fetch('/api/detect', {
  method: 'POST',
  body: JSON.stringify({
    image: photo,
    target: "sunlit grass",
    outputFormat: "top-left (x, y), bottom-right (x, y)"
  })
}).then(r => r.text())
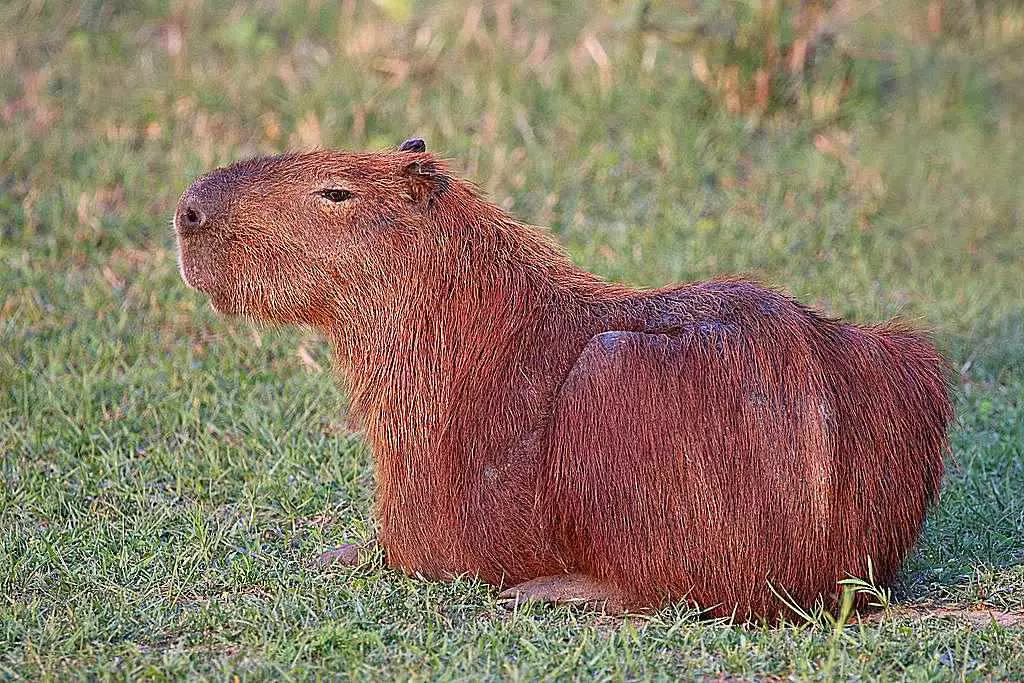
top-left (2, 0), bottom-right (1023, 679)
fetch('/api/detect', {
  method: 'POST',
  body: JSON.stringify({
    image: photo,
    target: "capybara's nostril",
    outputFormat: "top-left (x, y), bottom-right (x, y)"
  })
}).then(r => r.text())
top-left (177, 193), bottom-right (211, 235)
top-left (180, 201), bottom-right (206, 231)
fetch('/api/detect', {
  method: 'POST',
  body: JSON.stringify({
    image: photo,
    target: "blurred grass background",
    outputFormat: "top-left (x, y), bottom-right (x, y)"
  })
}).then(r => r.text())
top-left (1, 0), bottom-right (1023, 679)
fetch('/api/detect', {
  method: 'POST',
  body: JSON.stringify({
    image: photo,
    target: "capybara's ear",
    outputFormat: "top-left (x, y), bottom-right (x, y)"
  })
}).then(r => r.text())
top-left (401, 158), bottom-right (448, 206)
top-left (399, 138), bottom-right (426, 153)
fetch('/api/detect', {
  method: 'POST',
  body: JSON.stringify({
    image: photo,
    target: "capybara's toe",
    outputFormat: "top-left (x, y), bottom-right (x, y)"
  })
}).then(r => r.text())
top-left (498, 574), bottom-right (625, 612)
top-left (317, 544), bottom-right (362, 567)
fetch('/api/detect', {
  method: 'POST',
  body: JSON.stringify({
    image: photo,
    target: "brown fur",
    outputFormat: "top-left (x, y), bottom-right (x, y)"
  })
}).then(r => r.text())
top-left (174, 144), bottom-right (952, 621)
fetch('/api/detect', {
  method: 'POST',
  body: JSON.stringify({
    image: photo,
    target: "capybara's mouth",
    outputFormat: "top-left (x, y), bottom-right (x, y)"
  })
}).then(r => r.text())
top-left (174, 239), bottom-right (209, 293)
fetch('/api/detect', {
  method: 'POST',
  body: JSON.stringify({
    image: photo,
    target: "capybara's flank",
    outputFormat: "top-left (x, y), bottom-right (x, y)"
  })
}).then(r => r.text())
top-left (174, 140), bottom-right (952, 620)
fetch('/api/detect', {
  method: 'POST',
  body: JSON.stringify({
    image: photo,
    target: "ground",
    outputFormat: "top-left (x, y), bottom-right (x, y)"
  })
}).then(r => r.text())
top-left (1, 1), bottom-right (1023, 679)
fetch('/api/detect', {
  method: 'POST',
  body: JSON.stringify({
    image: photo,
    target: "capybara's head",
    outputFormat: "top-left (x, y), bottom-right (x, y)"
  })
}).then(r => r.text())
top-left (174, 139), bottom-right (449, 324)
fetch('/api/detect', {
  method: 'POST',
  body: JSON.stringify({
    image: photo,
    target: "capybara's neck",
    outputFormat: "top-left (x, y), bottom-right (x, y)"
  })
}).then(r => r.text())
top-left (323, 184), bottom-right (626, 572)
top-left (326, 181), bottom-right (624, 427)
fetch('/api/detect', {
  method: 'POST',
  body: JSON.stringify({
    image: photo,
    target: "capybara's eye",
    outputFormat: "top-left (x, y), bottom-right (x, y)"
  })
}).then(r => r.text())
top-left (319, 188), bottom-right (353, 203)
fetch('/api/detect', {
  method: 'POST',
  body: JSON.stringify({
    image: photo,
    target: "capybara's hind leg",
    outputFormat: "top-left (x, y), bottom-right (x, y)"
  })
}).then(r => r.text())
top-left (498, 573), bottom-right (625, 612)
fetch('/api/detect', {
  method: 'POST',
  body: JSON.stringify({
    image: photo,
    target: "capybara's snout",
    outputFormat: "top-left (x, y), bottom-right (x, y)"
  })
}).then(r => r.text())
top-left (175, 190), bottom-right (209, 236)
top-left (173, 167), bottom-right (242, 295)
top-left (174, 168), bottom-right (239, 238)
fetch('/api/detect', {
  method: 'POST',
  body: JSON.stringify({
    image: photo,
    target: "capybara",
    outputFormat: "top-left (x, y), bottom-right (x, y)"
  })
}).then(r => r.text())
top-left (173, 139), bottom-right (952, 621)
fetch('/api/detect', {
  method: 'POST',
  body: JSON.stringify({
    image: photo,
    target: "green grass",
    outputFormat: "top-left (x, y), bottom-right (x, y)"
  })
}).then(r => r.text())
top-left (2, 0), bottom-right (1023, 679)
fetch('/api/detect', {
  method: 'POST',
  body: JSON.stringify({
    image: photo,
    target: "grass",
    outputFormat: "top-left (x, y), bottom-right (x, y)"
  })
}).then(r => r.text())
top-left (2, 0), bottom-right (1023, 679)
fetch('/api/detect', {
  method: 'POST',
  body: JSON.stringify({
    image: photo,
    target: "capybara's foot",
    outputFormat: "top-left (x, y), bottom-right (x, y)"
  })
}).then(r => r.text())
top-left (498, 573), bottom-right (625, 612)
top-left (316, 543), bottom-right (362, 567)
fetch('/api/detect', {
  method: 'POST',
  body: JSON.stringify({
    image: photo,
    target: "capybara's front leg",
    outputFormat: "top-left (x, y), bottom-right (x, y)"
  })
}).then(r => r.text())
top-left (497, 573), bottom-right (625, 612)
top-left (317, 542), bottom-right (374, 567)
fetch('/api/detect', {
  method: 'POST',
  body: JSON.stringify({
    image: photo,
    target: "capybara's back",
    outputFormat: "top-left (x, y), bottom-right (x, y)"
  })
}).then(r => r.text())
top-left (540, 279), bottom-right (951, 619)
top-left (174, 143), bottom-right (953, 621)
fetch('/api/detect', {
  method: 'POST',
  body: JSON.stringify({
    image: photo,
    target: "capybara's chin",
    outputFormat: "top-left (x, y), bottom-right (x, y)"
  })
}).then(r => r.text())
top-left (175, 233), bottom-right (247, 315)
top-left (204, 289), bottom-right (236, 316)
top-left (199, 280), bottom-right (257, 319)
top-left (176, 249), bottom-right (234, 314)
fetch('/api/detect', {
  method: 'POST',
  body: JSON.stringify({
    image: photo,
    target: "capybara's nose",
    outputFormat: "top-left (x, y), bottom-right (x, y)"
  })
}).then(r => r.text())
top-left (176, 180), bottom-right (222, 237)
top-left (179, 197), bottom-right (206, 232)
